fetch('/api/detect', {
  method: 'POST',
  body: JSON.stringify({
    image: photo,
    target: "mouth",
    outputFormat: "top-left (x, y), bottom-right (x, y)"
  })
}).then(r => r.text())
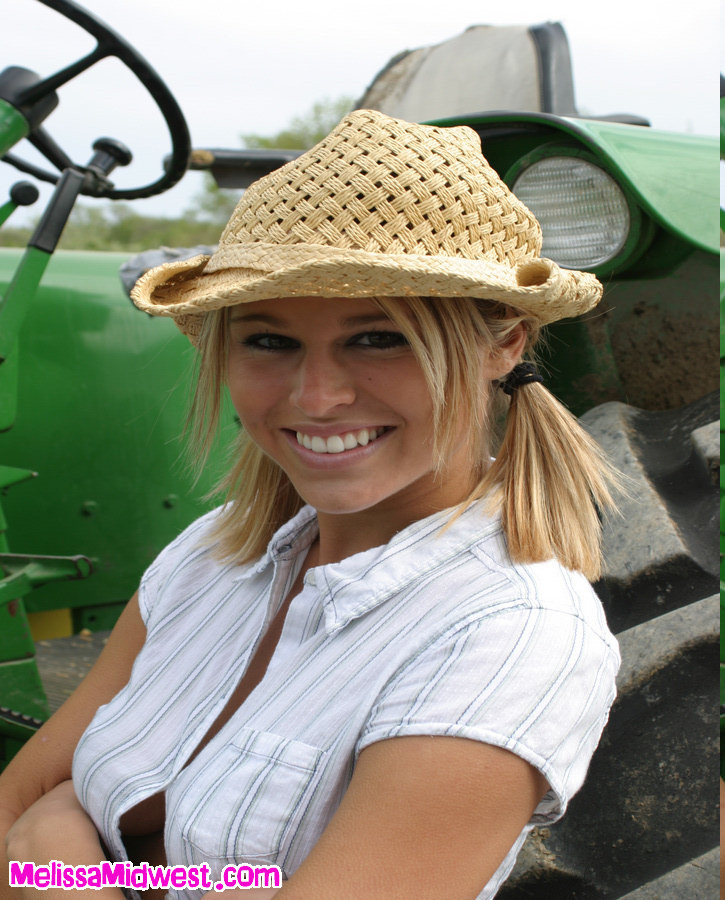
top-left (294, 427), bottom-right (389, 454)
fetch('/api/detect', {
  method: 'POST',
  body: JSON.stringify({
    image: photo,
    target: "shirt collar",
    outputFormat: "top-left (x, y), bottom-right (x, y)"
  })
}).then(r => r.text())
top-left (230, 505), bottom-right (318, 582)
top-left (252, 499), bottom-right (500, 634)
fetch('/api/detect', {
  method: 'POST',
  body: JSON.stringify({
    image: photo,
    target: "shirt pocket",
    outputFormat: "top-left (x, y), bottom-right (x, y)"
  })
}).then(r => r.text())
top-left (173, 727), bottom-right (326, 873)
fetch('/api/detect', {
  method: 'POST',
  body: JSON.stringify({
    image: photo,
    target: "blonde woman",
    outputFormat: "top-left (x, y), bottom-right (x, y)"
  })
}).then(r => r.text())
top-left (2, 110), bottom-right (620, 900)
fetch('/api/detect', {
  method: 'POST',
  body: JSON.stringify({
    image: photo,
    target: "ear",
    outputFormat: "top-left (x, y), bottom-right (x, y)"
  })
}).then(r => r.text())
top-left (482, 322), bottom-right (528, 381)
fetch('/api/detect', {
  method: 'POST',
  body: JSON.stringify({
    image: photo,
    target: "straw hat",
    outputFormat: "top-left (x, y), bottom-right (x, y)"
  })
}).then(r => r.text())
top-left (131, 109), bottom-right (602, 342)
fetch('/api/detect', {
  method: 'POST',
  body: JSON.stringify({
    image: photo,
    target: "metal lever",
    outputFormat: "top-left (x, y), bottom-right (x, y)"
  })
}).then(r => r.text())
top-left (83, 137), bottom-right (133, 195)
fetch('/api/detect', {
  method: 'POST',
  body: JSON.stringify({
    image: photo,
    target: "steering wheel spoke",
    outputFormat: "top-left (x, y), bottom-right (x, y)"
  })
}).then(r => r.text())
top-left (15, 44), bottom-right (111, 105)
top-left (28, 127), bottom-right (75, 173)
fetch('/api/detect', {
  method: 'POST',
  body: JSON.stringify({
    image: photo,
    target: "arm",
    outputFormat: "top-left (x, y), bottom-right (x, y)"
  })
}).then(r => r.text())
top-left (209, 735), bottom-right (548, 900)
top-left (0, 594), bottom-right (146, 899)
top-left (5, 781), bottom-right (123, 900)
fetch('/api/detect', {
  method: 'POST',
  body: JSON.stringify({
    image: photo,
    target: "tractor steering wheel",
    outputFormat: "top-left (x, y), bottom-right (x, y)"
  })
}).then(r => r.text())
top-left (1, 0), bottom-right (191, 199)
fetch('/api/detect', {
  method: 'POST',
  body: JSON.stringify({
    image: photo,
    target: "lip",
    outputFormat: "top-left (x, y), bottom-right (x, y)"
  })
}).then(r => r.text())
top-left (281, 426), bottom-right (393, 468)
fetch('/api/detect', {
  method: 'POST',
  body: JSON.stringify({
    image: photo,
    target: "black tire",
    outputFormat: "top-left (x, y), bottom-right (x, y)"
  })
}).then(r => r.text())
top-left (498, 392), bottom-right (720, 899)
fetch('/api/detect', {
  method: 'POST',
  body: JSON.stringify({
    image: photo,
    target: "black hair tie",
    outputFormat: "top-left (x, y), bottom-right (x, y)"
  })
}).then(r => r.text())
top-left (499, 362), bottom-right (544, 396)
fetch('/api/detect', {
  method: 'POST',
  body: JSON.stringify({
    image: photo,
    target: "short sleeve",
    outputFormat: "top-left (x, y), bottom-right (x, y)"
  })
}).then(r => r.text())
top-left (356, 606), bottom-right (619, 823)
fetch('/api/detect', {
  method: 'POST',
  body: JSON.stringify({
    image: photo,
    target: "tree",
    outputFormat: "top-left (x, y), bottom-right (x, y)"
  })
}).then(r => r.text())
top-left (191, 176), bottom-right (240, 224)
top-left (240, 96), bottom-right (355, 150)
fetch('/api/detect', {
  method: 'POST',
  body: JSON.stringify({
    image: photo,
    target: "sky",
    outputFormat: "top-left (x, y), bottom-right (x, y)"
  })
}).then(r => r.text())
top-left (1, 0), bottom-right (719, 226)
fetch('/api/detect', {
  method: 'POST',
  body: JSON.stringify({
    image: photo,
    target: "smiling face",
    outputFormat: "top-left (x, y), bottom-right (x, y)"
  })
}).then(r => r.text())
top-left (226, 297), bottom-right (480, 534)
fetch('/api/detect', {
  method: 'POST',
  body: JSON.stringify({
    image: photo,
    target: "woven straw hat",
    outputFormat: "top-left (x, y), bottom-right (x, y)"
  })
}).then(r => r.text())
top-left (131, 109), bottom-right (602, 341)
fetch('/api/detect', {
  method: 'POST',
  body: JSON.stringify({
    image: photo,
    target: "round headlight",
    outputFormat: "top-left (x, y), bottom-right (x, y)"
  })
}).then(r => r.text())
top-left (511, 156), bottom-right (631, 269)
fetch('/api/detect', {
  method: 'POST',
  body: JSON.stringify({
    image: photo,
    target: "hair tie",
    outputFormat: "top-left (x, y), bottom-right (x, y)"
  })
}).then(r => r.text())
top-left (499, 362), bottom-right (544, 396)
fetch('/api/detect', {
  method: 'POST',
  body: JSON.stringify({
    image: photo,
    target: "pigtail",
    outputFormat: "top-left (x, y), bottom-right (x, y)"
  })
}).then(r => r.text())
top-left (484, 379), bottom-right (618, 581)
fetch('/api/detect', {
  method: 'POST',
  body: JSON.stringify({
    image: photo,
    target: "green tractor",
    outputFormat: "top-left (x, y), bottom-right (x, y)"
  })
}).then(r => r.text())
top-left (0, 4), bottom-right (719, 897)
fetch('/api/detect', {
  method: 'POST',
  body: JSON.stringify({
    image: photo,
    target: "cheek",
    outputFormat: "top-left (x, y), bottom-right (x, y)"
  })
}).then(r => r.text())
top-left (226, 364), bottom-right (284, 427)
top-left (368, 362), bottom-right (434, 424)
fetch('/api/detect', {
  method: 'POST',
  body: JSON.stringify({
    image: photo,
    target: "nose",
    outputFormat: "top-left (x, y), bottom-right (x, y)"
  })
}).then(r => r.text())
top-left (289, 348), bottom-right (356, 417)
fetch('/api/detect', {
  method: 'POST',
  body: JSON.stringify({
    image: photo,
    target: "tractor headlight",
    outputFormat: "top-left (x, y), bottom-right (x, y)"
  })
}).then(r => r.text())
top-left (508, 149), bottom-right (643, 272)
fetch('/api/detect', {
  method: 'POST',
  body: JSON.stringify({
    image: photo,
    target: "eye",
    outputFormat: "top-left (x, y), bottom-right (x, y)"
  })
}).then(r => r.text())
top-left (241, 332), bottom-right (299, 351)
top-left (350, 331), bottom-right (409, 349)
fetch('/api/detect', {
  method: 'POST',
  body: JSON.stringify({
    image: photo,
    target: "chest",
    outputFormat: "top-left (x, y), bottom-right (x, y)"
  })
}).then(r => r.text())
top-left (119, 567), bottom-right (304, 839)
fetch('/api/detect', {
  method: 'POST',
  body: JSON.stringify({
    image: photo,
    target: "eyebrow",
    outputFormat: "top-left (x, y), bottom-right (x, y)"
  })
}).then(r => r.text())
top-left (229, 312), bottom-right (394, 327)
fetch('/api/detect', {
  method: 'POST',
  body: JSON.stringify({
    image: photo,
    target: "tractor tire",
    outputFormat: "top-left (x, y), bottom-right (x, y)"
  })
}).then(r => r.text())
top-left (498, 391), bottom-right (720, 899)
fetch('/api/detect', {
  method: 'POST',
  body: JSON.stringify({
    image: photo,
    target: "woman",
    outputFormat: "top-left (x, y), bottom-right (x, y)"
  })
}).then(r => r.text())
top-left (3, 110), bottom-right (620, 900)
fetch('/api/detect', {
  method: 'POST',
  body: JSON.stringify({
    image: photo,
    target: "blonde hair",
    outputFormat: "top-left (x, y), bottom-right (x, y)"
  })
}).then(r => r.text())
top-left (189, 298), bottom-right (617, 580)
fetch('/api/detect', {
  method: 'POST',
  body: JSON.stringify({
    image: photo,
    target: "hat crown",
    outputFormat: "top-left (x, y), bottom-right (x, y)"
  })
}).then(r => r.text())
top-left (219, 109), bottom-right (542, 266)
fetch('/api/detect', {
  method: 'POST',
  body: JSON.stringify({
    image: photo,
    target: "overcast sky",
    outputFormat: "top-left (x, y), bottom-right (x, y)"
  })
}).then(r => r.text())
top-left (1, 0), bottom-right (719, 225)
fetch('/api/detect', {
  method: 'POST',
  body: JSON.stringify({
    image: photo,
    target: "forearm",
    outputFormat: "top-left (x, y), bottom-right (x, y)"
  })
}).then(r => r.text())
top-left (5, 782), bottom-right (123, 900)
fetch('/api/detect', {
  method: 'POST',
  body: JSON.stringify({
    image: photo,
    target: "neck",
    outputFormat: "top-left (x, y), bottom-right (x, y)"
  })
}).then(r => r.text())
top-left (313, 478), bottom-right (474, 566)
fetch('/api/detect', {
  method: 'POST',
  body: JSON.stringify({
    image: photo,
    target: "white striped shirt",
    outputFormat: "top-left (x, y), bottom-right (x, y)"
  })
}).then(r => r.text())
top-left (73, 499), bottom-right (619, 900)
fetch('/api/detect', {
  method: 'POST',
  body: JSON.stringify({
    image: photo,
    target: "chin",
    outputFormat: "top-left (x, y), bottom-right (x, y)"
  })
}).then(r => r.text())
top-left (296, 486), bottom-right (394, 517)
top-left (303, 497), bottom-right (384, 516)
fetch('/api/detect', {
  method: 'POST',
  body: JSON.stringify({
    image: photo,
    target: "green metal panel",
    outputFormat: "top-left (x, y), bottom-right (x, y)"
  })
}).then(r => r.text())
top-left (560, 119), bottom-right (718, 255)
top-left (0, 346), bottom-right (19, 431)
top-left (73, 601), bottom-right (124, 631)
top-left (430, 112), bottom-right (719, 256)
top-left (0, 248), bottom-right (236, 621)
top-left (0, 657), bottom-right (49, 720)
top-left (0, 98), bottom-right (29, 158)
top-left (0, 246), bottom-right (53, 365)
top-left (0, 597), bottom-right (35, 662)
top-left (540, 248), bottom-right (717, 415)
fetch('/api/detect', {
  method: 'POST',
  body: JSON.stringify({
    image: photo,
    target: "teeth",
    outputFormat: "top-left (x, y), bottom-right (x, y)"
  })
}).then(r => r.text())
top-left (327, 436), bottom-right (345, 453)
top-left (296, 428), bottom-right (383, 454)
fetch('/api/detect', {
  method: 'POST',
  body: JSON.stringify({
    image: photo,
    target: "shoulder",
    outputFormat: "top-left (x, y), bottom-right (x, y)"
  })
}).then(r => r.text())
top-left (470, 523), bottom-right (615, 642)
top-left (393, 504), bottom-right (616, 651)
top-left (376, 521), bottom-right (619, 686)
top-left (136, 503), bottom-right (318, 627)
top-left (137, 505), bottom-right (233, 624)
top-left (429, 523), bottom-right (621, 694)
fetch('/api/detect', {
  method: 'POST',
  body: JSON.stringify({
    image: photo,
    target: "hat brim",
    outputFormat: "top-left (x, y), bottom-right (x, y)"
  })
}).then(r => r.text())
top-left (130, 242), bottom-right (602, 342)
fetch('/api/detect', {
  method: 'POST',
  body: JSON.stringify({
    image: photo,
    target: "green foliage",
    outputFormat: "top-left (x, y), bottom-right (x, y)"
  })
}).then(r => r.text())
top-left (192, 173), bottom-right (240, 226)
top-left (0, 225), bottom-right (32, 247)
top-left (0, 202), bottom-right (223, 251)
top-left (240, 96), bottom-right (355, 150)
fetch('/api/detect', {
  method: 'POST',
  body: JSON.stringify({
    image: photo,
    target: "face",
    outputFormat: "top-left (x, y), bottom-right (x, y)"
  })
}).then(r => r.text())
top-left (226, 297), bottom-right (478, 530)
